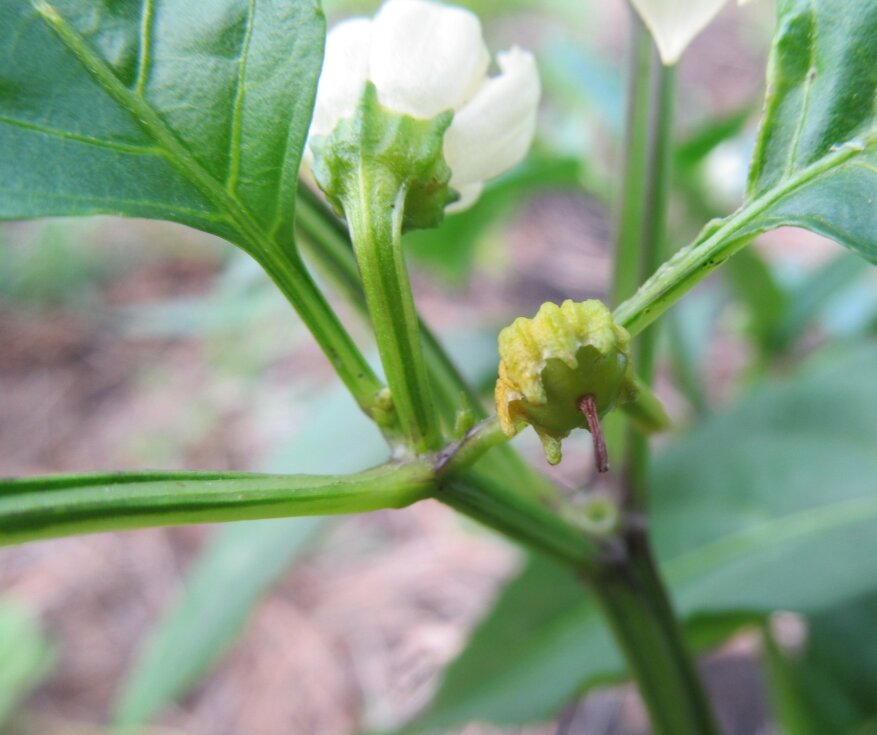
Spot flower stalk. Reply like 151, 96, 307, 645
343, 171, 443, 452
311, 85, 455, 453
295, 183, 563, 504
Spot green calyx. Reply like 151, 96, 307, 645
310, 82, 456, 232
495, 300, 638, 464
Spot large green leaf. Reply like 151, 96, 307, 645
0, 0, 324, 252
409, 342, 877, 731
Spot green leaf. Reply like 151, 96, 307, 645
114, 517, 324, 729
742, 0, 877, 263
409, 342, 877, 731
0, 602, 54, 725
764, 594, 877, 735
0, 465, 433, 546
748, 1, 876, 198
0, 3, 388, 416
0, 0, 324, 252
614, 0, 877, 337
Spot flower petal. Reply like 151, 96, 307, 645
369, 0, 490, 119
443, 47, 540, 187
446, 181, 484, 213
310, 18, 373, 137
629, 0, 729, 65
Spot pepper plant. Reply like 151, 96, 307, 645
2, 0, 877, 733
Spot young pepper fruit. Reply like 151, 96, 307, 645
495, 300, 639, 466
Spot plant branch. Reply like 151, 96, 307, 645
589, 532, 719, 735
611, 12, 655, 305
296, 184, 561, 503
0, 466, 433, 547
600, 15, 718, 734
612, 133, 873, 338
440, 472, 600, 571
1, 425, 599, 572
623, 57, 676, 509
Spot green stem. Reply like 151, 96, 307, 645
635, 59, 676, 381
0, 465, 433, 546
602, 16, 718, 734
613, 131, 873, 338
589, 532, 719, 735
625, 58, 676, 508
297, 185, 484, 423
611, 12, 654, 305
345, 176, 441, 453
296, 185, 560, 503
1, 425, 594, 570
441, 471, 599, 570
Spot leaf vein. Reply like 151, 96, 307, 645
225, 0, 256, 195
134, 0, 155, 97
852, 159, 877, 178
0, 186, 226, 223
783, 0, 819, 179
0, 112, 162, 156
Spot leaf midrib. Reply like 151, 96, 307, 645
32, 0, 275, 255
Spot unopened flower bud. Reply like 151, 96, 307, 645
495, 300, 638, 465
630, 0, 754, 66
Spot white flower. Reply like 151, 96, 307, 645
630, 0, 753, 66
310, 0, 540, 212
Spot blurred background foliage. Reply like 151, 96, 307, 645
1, 0, 877, 733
